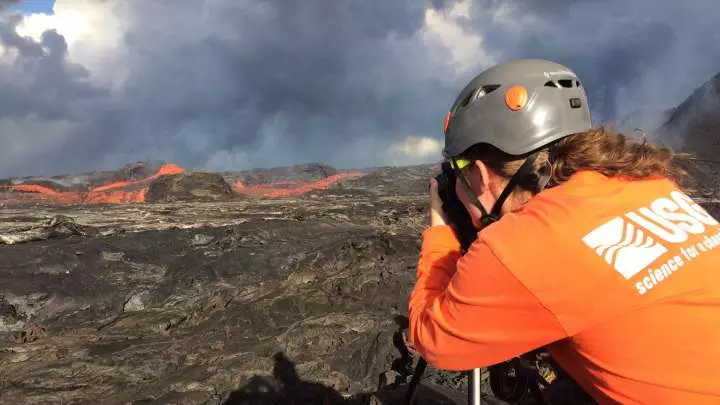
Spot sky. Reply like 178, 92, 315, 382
8, 0, 53, 14
0, 0, 719, 178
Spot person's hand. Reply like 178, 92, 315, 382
402, 330, 417, 356
429, 177, 448, 227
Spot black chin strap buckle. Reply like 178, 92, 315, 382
457, 150, 542, 230
479, 213, 499, 227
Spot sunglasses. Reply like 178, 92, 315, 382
449, 157, 473, 171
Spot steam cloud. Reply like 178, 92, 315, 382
1, 0, 719, 177
0, 0, 20, 9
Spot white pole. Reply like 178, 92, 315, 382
472, 367, 482, 405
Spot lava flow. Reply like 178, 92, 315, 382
233, 172, 365, 197
1, 164, 365, 205
1, 164, 185, 205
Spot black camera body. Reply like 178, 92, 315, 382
434, 161, 478, 252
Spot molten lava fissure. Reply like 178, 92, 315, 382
0, 164, 184, 205
90, 164, 185, 193
1, 163, 366, 205
232, 172, 365, 197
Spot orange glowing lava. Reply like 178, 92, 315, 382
91, 164, 184, 193
1, 164, 185, 205
233, 172, 364, 197
1, 165, 365, 205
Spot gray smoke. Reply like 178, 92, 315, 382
0, 0, 20, 9
1, 0, 719, 177
465, 0, 720, 127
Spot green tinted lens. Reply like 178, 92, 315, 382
451, 158, 471, 170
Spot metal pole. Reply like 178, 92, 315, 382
407, 361, 482, 405
472, 367, 482, 405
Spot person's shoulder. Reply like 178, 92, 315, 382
477, 172, 696, 333
479, 171, 683, 267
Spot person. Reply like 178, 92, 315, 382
407, 58, 720, 404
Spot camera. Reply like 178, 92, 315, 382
434, 161, 478, 252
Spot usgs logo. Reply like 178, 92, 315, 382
582, 191, 719, 280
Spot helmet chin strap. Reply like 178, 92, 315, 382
458, 151, 541, 228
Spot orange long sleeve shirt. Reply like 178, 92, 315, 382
408, 170, 720, 404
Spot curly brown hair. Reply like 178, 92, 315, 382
459, 125, 692, 196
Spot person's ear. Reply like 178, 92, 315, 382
471, 160, 492, 192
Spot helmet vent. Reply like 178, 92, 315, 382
458, 85, 501, 109
545, 80, 576, 88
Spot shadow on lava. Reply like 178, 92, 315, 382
221, 349, 467, 405
221, 352, 348, 405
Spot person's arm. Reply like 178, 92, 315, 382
408, 225, 569, 371
412, 224, 462, 296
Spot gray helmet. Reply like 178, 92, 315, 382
442, 58, 592, 158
